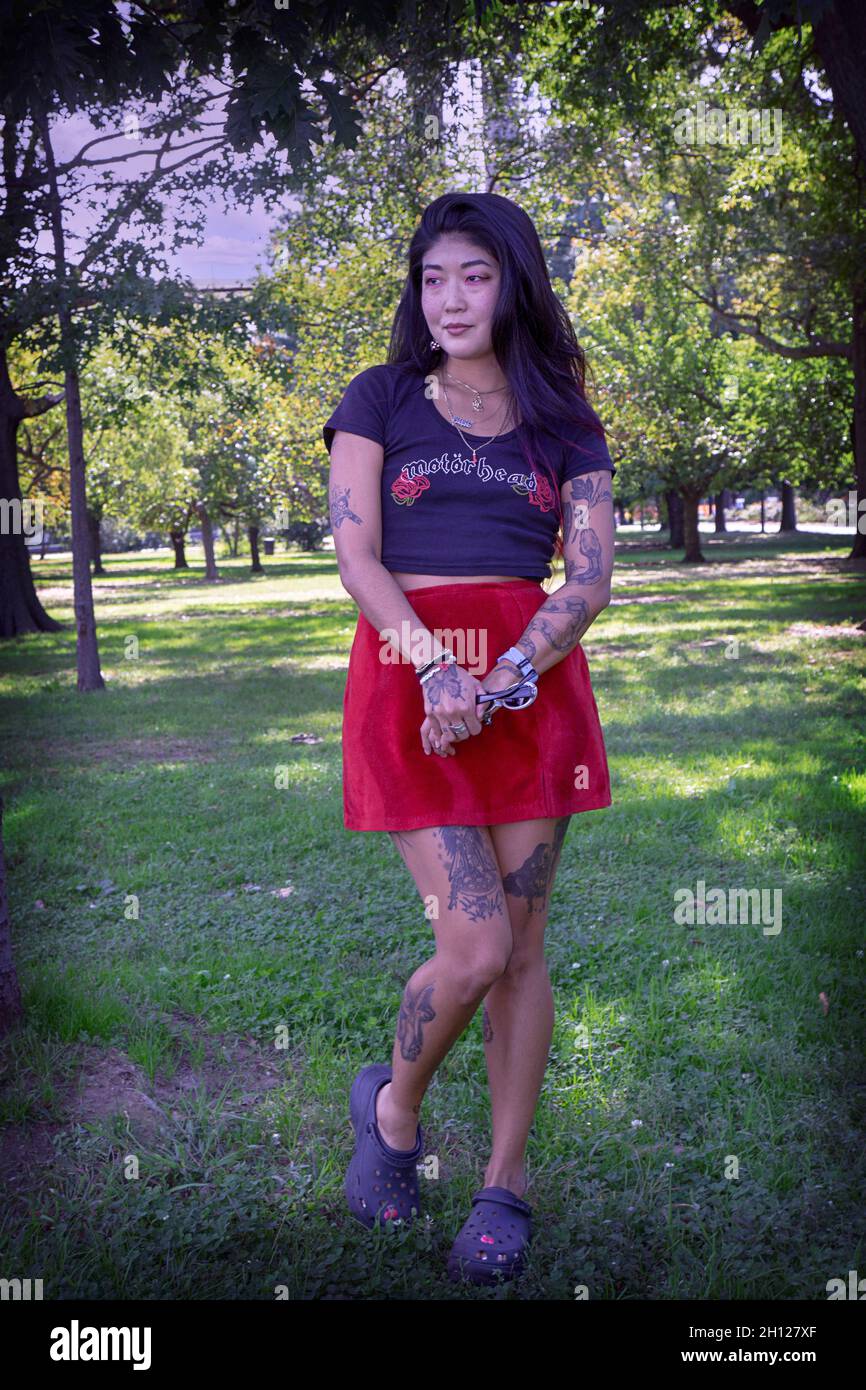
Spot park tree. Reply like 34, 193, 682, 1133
0, 0, 484, 672
523, 0, 866, 559
572, 224, 752, 561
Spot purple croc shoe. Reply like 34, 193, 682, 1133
447, 1185, 533, 1285
345, 1063, 423, 1229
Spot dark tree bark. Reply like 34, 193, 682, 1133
760, 490, 766, 533
779, 480, 798, 532
615, 500, 626, 527
64, 362, 105, 688
665, 489, 685, 549
87, 508, 105, 575
0, 349, 64, 638
170, 530, 189, 568
196, 502, 219, 580
851, 286, 866, 558
248, 524, 263, 573
682, 491, 706, 562
714, 490, 728, 533
0, 795, 24, 1036
39, 107, 103, 690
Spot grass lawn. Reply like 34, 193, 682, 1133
1, 532, 864, 1300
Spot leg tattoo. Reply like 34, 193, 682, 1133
502, 817, 571, 914
482, 1004, 494, 1044
435, 826, 505, 924
396, 981, 437, 1062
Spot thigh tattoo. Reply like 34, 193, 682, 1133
434, 826, 505, 924
502, 816, 571, 913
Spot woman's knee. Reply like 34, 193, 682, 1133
443, 936, 513, 1005
499, 939, 549, 983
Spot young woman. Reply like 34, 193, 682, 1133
323, 191, 616, 1286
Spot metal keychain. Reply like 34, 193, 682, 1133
474, 674, 539, 726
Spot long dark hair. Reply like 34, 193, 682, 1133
386, 191, 607, 570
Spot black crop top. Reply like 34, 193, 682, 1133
323, 363, 616, 580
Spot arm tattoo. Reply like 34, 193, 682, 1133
435, 826, 505, 923
329, 485, 362, 529
565, 472, 613, 527
397, 981, 437, 1062
521, 592, 591, 654
564, 527, 603, 585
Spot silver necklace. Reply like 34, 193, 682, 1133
440, 375, 514, 464
444, 368, 509, 414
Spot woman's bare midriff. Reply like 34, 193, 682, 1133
390, 573, 530, 591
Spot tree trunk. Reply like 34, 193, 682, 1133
850, 284, 866, 558
0, 349, 63, 638
682, 492, 706, 562
170, 530, 189, 568
0, 795, 24, 1035
196, 502, 219, 580
39, 105, 104, 691
87, 508, 105, 575
230, 514, 240, 557
615, 501, 626, 527
248, 524, 263, 573
665, 489, 684, 548
760, 490, 766, 532
65, 364, 105, 690
779, 479, 798, 532
714, 490, 727, 532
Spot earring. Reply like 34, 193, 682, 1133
430, 338, 440, 350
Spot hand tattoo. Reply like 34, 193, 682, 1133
422, 663, 464, 708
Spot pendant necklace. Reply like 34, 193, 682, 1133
441, 375, 514, 466
444, 368, 509, 416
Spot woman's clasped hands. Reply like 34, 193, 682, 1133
419, 661, 518, 757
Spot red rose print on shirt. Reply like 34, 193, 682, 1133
391, 473, 431, 505
530, 473, 557, 512
513, 471, 556, 513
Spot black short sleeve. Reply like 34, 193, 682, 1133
322, 366, 392, 455
553, 403, 617, 484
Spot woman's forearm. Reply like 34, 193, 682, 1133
341, 557, 452, 669
490, 579, 611, 682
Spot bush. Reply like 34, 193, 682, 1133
280, 518, 329, 551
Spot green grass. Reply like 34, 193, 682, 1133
1, 534, 864, 1299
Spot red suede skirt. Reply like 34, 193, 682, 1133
341, 578, 612, 832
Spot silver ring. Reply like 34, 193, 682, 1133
449, 721, 468, 734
